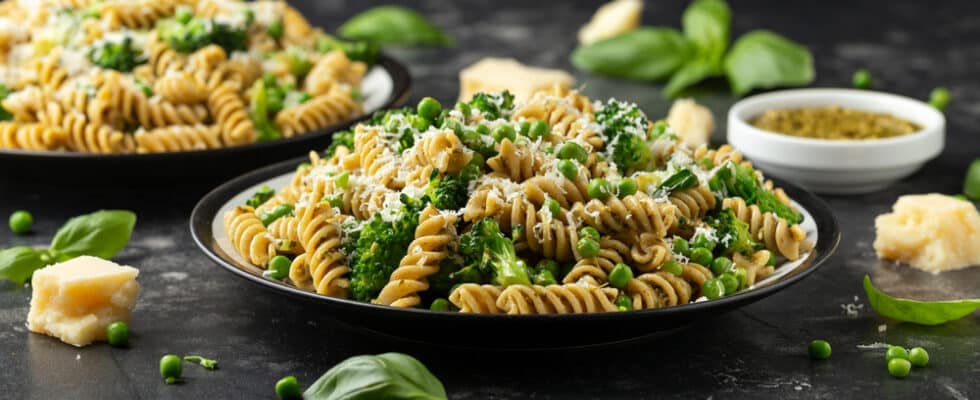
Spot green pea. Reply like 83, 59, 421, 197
692, 233, 715, 251
175, 8, 193, 24
909, 347, 929, 367
651, 120, 669, 137
536, 259, 560, 278
672, 238, 690, 256
617, 178, 638, 197
609, 263, 633, 289
767, 252, 777, 266
334, 171, 349, 189
417, 97, 441, 120
661, 260, 683, 276
430, 298, 450, 311
690, 247, 713, 267
267, 20, 284, 39
533, 269, 557, 286
544, 199, 561, 217
528, 120, 549, 139
491, 124, 516, 143
929, 87, 950, 111
9, 210, 32, 234
409, 115, 430, 131
711, 256, 733, 276
702, 278, 724, 299
297, 92, 312, 103
557, 159, 578, 180
517, 121, 531, 136
267, 255, 291, 280
577, 238, 600, 258
886, 346, 909, 362
557, 142, 588, 163
615, 293, 633, 311
587, 178, 613, 200
475, 124, 490, 135
324, 194, 343, 209
160, 354, 182, 384
852, 69, 872, 89
734, 267, 748, 289
888, 358, 911, 379
243, 8, 255, 26
106, 321, 129, 347
808, 340, 832, 360
275, 375, 302, 399
698, 157, 714, 169
718, 272, 739, 295
579, 226, 600, 242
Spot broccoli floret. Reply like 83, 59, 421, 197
709, 162, 802, 224
425, 161, 481, 210
348, 195, 428, 302
315, 35, 380, 65
0, 85, 12, 121
160, 18, 247, 54
466, 91, 515, 120
595, 100, 656, 172
87, 36, 146, 72
458, 218, 531, 287
706, 209, 759, 256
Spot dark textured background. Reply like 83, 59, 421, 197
2, 0, 979, 398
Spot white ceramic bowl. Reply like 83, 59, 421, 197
727, 88, 945, 194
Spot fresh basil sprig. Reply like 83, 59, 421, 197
724, 30, 814, 96
0, 210, 137, 284
864, 275, 980, 326
339, 6, 452, 47
304, 353, 447, 400
572, 0, 813, 97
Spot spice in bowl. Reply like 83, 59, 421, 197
751, 105, 921, 140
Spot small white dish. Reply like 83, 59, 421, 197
727, 88, 945, 194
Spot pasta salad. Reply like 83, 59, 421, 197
226, 85, 812, 314
0, 0, 373, 153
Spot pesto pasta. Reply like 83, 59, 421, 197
0, 0, 370, 154
227, 87, 813, 314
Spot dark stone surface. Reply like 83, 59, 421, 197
2, 0, 979, 398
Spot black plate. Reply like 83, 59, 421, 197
191, 157, 841, 349
0, 55, 410, 181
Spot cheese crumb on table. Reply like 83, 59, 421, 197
27, 256, 140, 347
874, 194, 980, 273
458, 58, 574, 102
666, 98, 715, 147
578, 0, 643, 45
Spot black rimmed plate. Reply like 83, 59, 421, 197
191, 157, 840, 349
0, 55, 410, 181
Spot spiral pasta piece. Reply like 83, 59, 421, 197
133, 124, 221, 153
734, 249, 775, 287
267, 215, 303, 254
304, 51, 367, 96
402, 129, 474, 186
486, 138, 545, 182
375, 205, 458, 307
154, 71, 208, 104
1, 86, 44, 122
669, 184, 717, 224
223, 205, 276, 267
722, 197, 809, 260
147, 31, 187, 77
209, 82, 257, 146
523, 175, 590, 209
496, 284, 620, 315
0, 122, 66, 150
449, 284, 503, 313
344, 125, 401, 189
510, 197, 578, 261
276, 86, 362, 138
100, 0, 176, 29
571, 192, 677, 237
295, 202, 349, 298
37, 102, 131, 153
630, 233, 672, 273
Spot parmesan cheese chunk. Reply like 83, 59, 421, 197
27, 256, 140, 347
458, 58, 574, 102
666, 98, 715, 147
874, 194, 980, 273
577, 0, 643, 45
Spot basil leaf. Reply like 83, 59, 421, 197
0, 247, 45, 284
724, 30, 814, 96
571, 27, 693, 82
682, 0, 730, 65
339, 6, 453, 47
304, 353, 447, 400
663, 58, 719, 98
864, 276, 980, 326
49, 210, 136, 259
659, 169, 699, 195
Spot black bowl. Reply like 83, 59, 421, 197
191, 157, 840, 349
0, 55, 410, 182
